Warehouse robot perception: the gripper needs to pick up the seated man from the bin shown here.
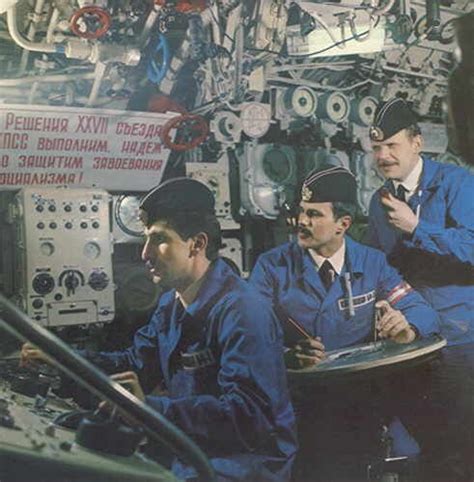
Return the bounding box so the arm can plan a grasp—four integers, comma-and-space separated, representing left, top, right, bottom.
250, 165, 440, 361
22, 178, 297, 482
249, 165, 440, 481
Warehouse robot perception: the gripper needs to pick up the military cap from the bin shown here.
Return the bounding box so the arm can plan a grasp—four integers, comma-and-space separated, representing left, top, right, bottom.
139, 177, 215, 224
369, 98, 418, 142
301, 165, 357, 204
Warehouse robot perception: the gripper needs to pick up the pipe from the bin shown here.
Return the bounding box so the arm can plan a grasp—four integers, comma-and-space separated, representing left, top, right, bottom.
0, 72, 95, 86
46, 7, 60, 43
86, 61, 107, 106
6, 4, 61, 53
0, 293, 216, 482
383, 65, 448, 83
266, 75, 380, 92
19, 0, 46, 72
372, 0, 395, 16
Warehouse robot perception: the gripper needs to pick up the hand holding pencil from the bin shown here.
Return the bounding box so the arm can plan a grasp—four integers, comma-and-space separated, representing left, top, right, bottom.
285, 317, 326, 369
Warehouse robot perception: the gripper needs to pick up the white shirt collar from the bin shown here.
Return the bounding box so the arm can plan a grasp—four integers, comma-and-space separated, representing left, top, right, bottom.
393, 157, 423, 200
309, 239, 345, 275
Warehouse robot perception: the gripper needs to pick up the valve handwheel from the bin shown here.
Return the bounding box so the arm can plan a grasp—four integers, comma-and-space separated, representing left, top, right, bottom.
71, 6, 112, 39
161, 114, 209, 151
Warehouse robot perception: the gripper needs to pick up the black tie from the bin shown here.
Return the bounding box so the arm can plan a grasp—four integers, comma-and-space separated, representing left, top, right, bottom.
396, 184, 407, 203
319, 260, 335, 291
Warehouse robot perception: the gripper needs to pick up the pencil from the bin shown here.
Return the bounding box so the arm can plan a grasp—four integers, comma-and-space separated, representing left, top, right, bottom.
287, 317, 313, 340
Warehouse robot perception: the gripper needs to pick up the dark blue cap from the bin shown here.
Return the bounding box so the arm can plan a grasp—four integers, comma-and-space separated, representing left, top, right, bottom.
301, 165, 357, 204
139, 177, 215, 224
369, 98, 418, 142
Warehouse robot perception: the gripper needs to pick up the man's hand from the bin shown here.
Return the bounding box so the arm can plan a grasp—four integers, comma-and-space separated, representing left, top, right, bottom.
376, 300, 416, 344
110, 371, 145, 402
20, 342, 53, 367
285, 337, 326, 369
380, 193, 418, 234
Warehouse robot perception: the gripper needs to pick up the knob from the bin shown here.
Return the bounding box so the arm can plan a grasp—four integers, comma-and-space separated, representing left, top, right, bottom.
32, 298, 44, 309
64, 271, 80, 295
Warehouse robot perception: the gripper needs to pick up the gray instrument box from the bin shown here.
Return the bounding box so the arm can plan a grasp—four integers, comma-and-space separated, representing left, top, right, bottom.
8, 187, 115, 327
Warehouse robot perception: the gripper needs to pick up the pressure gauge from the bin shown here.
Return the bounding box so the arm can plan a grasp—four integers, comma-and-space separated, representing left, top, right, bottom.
114, 195, 144, 238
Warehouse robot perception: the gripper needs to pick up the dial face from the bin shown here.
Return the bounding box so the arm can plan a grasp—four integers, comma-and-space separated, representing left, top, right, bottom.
241, 103, 272, 139
115, 195, 144, 237
83, 241, 101, 259
40, 241, 55, 256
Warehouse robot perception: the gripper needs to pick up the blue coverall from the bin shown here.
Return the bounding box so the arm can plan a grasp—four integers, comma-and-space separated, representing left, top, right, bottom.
82, 259, 297, 482
249, 236, 440, 481
249, 236, 440, 351
366, 156, 474, 346
366, 156, 474, 478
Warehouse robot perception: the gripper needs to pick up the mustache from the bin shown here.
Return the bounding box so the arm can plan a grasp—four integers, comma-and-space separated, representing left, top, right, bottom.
298, 226, 312, 237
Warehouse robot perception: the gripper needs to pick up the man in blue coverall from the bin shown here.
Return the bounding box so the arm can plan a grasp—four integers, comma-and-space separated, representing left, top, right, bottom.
249, 165, 440, 481
22, 178, 297, 482
366, 97, 474, 481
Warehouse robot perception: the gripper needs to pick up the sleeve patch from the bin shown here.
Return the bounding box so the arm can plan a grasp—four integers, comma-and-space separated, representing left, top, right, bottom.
386, 281, 413, 305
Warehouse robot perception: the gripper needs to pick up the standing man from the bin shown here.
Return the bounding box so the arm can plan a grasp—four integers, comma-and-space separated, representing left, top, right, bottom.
366, 97, 474, 481
22, 178, 297, 482
249, 165, 440, 482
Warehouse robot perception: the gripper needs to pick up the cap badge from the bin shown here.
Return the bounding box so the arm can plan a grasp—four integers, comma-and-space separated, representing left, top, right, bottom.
301, 184, 312, 202
369, 126, 384, 141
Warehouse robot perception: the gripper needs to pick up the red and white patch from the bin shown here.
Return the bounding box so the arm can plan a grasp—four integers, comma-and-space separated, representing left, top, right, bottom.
386, 281, 413, 305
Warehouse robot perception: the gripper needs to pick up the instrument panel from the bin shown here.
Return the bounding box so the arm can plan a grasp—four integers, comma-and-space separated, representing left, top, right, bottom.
0, 360, 176, 482
7, 187, 115, 327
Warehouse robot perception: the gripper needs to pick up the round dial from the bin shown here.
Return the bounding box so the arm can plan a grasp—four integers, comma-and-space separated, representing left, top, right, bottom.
89, 270, 109, 291
241, 103, 272, 139
32, 273, 55, 295
114, 195, 144, 237
84, 241, 101, 259
40, 242, 55, 257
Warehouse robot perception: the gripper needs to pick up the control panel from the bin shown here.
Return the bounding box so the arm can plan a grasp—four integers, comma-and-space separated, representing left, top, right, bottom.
0, 360, 176, 482
8, 187, 115, 327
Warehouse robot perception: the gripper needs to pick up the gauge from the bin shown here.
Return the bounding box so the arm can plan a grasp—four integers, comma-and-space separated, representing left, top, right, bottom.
83, 241, 101, 259
241, 102, 272, 139
114, 195, 144, 237
32, 273, 55, 295
40, 241, 55, 256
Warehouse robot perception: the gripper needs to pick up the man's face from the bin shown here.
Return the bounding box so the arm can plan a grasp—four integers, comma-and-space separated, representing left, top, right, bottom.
371, 129, 422, 181
297, 201, 344, 251
141, 220, 194, 290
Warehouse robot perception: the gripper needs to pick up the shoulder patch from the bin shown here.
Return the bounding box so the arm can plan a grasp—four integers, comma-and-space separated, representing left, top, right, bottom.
386, 281, 413, 305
